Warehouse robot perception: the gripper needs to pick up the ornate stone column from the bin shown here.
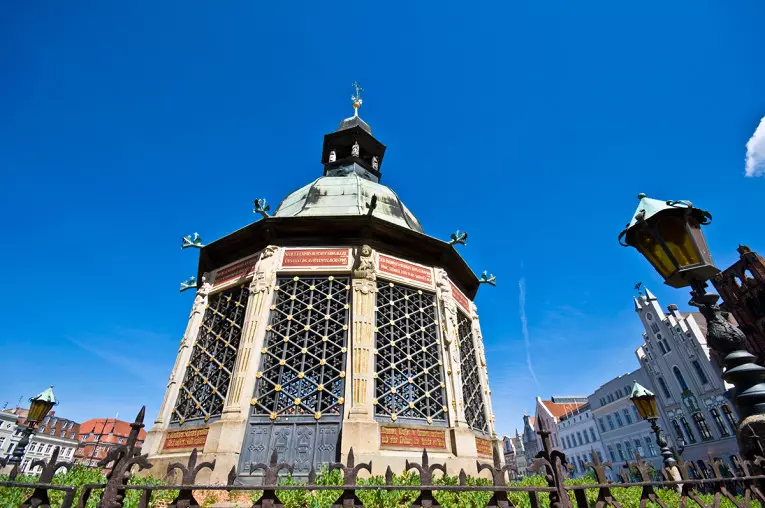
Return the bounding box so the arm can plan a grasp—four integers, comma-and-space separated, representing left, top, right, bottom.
208, 246, 279, 483
144, 276, 212, 455
471, 303, 501, 461
349, 245, 377, 419
435, 269, 468, 428
341, 246, 380, 462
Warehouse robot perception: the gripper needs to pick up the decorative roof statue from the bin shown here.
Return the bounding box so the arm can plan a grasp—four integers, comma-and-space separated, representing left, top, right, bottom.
351, 81, 363, 116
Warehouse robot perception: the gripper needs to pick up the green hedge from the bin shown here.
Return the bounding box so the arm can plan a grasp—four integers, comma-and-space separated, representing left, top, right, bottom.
1, 467, 760, 508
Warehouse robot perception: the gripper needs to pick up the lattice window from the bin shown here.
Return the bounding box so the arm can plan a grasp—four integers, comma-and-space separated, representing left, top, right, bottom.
457, 312, 488, 433
374, 282, 447, 424
172, 285, 250, 424
252, 276, 350, 421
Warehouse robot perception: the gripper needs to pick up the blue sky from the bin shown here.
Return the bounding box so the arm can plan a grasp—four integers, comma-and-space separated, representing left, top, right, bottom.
2, 1, 764, 438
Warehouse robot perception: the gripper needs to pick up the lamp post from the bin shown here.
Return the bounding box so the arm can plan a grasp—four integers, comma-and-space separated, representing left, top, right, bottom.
630, 382, 676, 468
8, 386, 58, 471
619, 194, 765, 459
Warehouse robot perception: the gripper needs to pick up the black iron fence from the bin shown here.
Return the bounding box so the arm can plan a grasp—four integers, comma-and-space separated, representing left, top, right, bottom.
1, 406, 764, 507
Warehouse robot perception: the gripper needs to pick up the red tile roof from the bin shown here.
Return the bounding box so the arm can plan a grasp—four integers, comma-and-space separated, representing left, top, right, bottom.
541, 400, 585, 419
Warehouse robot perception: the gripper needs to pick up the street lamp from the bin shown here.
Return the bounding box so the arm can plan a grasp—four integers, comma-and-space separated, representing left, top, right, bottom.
8, 386, 58, 470
630, 382, 676, 468
619, 194, 765, 459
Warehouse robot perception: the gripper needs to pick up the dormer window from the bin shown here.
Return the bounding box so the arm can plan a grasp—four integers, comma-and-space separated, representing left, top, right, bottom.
329, 150, 336, 162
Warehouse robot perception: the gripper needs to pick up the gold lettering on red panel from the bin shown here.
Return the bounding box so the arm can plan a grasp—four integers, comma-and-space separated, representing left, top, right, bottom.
162, 428, 209, 450
378, 255, 433, 285
213, 254, 259, 287
282, 249, 350, 267
379, 427, 447, 450
475, 437, 493, 457
450, 282, 470, 313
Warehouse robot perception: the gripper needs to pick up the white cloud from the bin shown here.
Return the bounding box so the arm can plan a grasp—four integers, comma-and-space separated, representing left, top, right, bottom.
745, 116, 765, 177
518, 277, 539, 385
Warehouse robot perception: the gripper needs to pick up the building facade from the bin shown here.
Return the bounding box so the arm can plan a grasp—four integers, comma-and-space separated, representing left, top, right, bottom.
634, 288, 740, 469
75, 418, 147, 467
711, 245, 765, 363
556, 402, 606, 479
0, 409, 80, 476
502, 431, 527, 478
589, 369, 664, 480
142, 95, 500, 483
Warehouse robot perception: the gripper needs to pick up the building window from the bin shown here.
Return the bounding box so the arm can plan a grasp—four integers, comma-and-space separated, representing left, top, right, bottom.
657, 377, 671, 399
710, 408, 730, 437
632, 405, 640, 422
607, 394, 614, 403
672, 420, 684, 441
693, 412, 713, 441
456, 311, 489, 432
673, 367, 689, 393
598, 418, 606, 433
644, 436, 657, 457
623, 408, 632, 425
600, 398, 606, 406
625, 440, 634, 459
172, 284, 250, 423
658, 341, 667, 355
647, 313, 653, 321
374, 282, 448, 424
606, 415, 615, 430
0, 437, 5, 449
614, 412, 624, 428
616, 389, 623, 398
721, 405, 737, 430
651, 323, 660, 333
590, 428, 597, 442
584, 430, 590, 444
607, 445, 616, 462
597, 451, 604, 463
616, 443, 625, 461
681, 417, 697, 443
251, 275, 350, 422
692, 361, 709, 385
634, 438, 644, 457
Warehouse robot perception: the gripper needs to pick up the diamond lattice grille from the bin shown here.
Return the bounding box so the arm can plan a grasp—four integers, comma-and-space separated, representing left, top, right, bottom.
457, 311, 488, 433
172, 285, 250, 424
374, 282, 447, 424
252, 276, 350, 420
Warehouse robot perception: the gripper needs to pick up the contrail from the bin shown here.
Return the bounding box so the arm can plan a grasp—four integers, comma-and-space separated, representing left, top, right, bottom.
518, 277, 539, 385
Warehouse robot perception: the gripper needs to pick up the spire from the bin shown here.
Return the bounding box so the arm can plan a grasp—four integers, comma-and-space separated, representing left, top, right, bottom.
633, 297, 642, 312
351, 81, 363, 116
644, 287, 657, 301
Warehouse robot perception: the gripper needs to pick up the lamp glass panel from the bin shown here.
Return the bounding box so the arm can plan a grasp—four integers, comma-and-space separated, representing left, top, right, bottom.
687, 220, 714, 267
27, 400, 53, 423
634, 228, 676, 279
655, 214, 700, 269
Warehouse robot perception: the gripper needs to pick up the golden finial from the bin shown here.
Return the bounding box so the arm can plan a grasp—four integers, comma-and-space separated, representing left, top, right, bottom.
351, 81, 363, 116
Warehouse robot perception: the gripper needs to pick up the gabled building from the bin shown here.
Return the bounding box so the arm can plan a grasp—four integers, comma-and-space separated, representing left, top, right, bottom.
502, 431, 527, 478
521, 413, 538, 467
634, 288, 739, 469
75, 418, 147, 467
528, 396, 587, 466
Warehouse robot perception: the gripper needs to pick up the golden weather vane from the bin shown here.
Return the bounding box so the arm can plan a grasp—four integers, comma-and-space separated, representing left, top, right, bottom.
351, 81, 363, 115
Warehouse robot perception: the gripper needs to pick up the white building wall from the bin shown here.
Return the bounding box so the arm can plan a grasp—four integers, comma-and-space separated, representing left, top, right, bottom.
589, 368, 665, 480
557, 407, 606, 478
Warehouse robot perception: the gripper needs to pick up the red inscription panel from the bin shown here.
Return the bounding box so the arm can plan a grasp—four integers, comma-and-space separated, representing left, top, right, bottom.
282, 249, 350, 268
380, 427, 447, 450
213, 254, 259, 287
450, 282, 471, 313
475, 437, 493, 457
378, 255, 433, 285
163, 428, 209, 450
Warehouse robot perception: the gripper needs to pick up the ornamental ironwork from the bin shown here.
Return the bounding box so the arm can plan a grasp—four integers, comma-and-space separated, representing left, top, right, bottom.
172, 285, 250, 424
374, 281, 447, 424
251, 275, 350, 420
457, 311, 488, 433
